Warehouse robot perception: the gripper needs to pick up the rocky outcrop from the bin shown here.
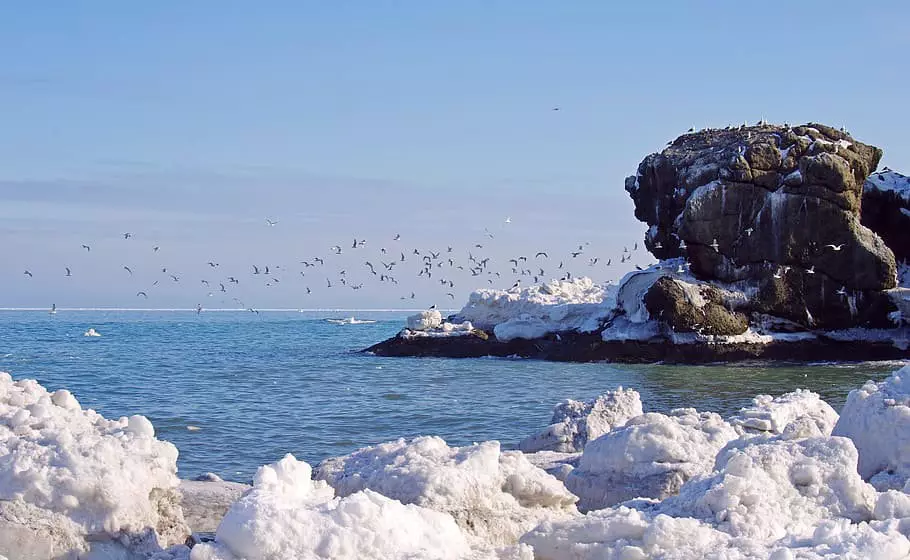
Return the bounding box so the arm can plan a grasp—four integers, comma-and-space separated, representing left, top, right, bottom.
626, 123, 899, 330
643, 277, 748, 335
862, 170, 910, 263
365, 123, 910, 364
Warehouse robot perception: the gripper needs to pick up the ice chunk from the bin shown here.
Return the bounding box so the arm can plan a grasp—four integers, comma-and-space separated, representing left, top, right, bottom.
190, 454, 469, 560
832, 366, 910, 482
314, 436, 578, 545
406, 310, 443, 331
565, 409, 737, 511
0, 372, 188, 550
728, 389, 839, 436
518, 388, 642, 453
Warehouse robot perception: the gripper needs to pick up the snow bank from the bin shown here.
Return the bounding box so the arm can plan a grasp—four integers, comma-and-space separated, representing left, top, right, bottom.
190, 454, 469, 560
452, 278, 616, 342
866, 170, 910, 205
728, 389, 839, 436
314, 436, 578, 546
523, 433, 910, 559
832, 365, 910, 483
0, 372, 188, 557
407, 310, 443, 331
403, 321, 476, 338
564, 409, 738, 511
518, 388, 642, 453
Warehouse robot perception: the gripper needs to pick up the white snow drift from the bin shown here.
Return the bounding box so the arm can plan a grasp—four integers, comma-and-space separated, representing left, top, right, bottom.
314, 436, 579, 546
518, 388, 642, 454
190, 454, 470, 560
451, 277, 617, 341
564, 408, 738, 511
0, 371, 189, 558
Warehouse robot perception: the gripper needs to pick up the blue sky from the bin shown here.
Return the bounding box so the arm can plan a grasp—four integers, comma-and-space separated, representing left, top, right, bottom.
1, 1, 908, 308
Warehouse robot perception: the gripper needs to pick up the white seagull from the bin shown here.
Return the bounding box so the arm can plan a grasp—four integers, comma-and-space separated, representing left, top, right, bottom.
825, 243, 846, 251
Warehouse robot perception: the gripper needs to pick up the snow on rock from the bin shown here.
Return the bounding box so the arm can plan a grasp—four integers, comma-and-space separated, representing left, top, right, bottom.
406, 310, 444, 331
0, 371, 189, 556
313, 436, 579, 546
452, 277, 616, 342
403, 320, 476, 338
866, 170, 910, 205
728, 389, 839, 436
564, 409, 737, 512
832, 365, 910, 482
189, 454, 471, 560
518, 388, 642, 453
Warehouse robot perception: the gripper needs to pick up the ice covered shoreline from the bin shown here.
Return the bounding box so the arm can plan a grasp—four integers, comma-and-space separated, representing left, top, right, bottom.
4, 363, 910, 558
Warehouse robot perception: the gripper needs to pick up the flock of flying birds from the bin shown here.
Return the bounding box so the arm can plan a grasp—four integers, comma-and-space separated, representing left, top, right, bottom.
19, 216, 857, 312
17, 217, 669, 312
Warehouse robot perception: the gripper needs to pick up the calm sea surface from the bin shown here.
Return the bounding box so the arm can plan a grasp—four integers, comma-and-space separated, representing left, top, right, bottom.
0, 310, 902, 481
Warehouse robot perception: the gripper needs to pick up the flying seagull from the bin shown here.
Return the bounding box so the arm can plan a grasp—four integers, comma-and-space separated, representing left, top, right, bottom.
825, 243, 846, 251
123, 233, 132, 239
710, 239, 720, 251
81, 244, 91, 252
123, 266, 133, 275
65, 267, 72, 277
23, 270, 33, 277
836, 286, 848, 296
266, 219, 278, 227
137, 291, 148, 299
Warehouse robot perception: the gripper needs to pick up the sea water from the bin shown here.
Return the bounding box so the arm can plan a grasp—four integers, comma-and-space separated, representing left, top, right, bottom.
0, 310, 898, 481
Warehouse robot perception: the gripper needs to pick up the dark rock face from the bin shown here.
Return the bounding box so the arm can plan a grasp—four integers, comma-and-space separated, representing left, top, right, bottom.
643, 277, 748, 335
862, 170, 910, 263
364, 332, 910, 364
627, 123, 899, 329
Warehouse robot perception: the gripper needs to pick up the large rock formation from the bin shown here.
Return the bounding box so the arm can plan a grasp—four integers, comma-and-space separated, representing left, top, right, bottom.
626, 123, 899, 329
862, 169, 910, 264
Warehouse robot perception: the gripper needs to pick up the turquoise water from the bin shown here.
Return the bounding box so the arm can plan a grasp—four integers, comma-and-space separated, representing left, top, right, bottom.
0, 310, 901, 482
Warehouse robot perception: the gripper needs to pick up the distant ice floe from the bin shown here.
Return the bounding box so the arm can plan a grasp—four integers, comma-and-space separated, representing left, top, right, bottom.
451, 277, 617, 342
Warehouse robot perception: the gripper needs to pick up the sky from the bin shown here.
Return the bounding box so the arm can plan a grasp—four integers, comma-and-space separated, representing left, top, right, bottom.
1, 1, 908, 309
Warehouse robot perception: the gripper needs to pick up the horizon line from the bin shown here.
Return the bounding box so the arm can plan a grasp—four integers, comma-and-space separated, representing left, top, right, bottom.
0, 307, 458, 313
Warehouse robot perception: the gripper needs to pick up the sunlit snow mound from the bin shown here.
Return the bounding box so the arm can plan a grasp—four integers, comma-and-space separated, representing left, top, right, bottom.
0, 371, 189, 558
523, 432, 910, 559
407, 310, 444, 331
565, 408, 738, 511
190, 454, 471, 560
833, 365, 910, 486
452, 277, 617, 342
729, 389, 840, 436
314, 436, 579, 546
519, 388, 642, 454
